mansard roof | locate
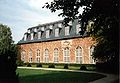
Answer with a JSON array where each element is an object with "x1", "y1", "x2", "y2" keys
[{"x1": 18, "y1": 20, "x2": 89, "y2": 45}]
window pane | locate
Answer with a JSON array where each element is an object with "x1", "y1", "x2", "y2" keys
[
  {"x1": 46, "y1": 30, "x2": 49, "y2": 38},
  {"x1": 36, "y1": 50, "x2": 40, "y2": 63},
  {"x1": 76, "y1": 47, "x2": 82, "y2": 63},
  {"x1": 55, "y1": 28, "x2": 59, "y2": 37},
  {"x1": 65, "y1": 27, "x2": 70, "y2": 35},
  {"x1": 45, "y1": 49, "x2": 49, "y2": 63},
  {"x1": 90, "y1": 46, "x2": 95, "y2": 64},
  {"x1": 64, "y1": 48, "x2": 70, "y2": 63},
  {"x1": 76, "y1": 24, "x2": 81, "y2": 34},
  {"x1": 38, "y1": 32, "x2": 41, "y2": 39},
  {"x1": 54, "y1": 48, "x2": 59, "y2": 63},
  {"x1": 21, "y1": 51, "x2": 25, "y2": 62}
]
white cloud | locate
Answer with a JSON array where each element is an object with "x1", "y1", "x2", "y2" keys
[
  {"x1": 27, "y1": 0, "x2": 53, "y2": 10},
  {"x1": 0, "y1": 0, "x2": 83, "y2": 43}
]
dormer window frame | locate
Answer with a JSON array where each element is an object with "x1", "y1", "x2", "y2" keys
[
  {"x1": 49, "y1": 25, "x2": 53, "y2": 30},
  {"x1": 31, "y1": 32, "x2": 34, "y2": 40},
  {"x1": 55, "y1": 28, "x2": 59, "y2": 37},
  {"x1": 58, "y1": 23, "x2": 62, "y2": 28},
  {"x1": 65, "y1": 26, "x2": 70, "y2": 36},
  {"x1": 41, "y1": 26, "x2": 45, "y2": 31},
  {"x1": 38, "y1": 31, "x2": 41, "y2": 39},
  {"x1": 76, "y1": 24, "x2": 81, "y2": 34},
  {"x1": 34, "y1": 28, "x2": 37, "y2": 32},
  {"x1": 24, "y1": 33, "x2": 27, "y2": 41},
  {"x1": 27, "y1": 29, "x2": 31, "y2": 33},
  {"x1": 68, "y1": 21, "x2": 72, "y2": 26},
  {"x1": 46, "y1": 30, "x2": 50, "y2": 38}
]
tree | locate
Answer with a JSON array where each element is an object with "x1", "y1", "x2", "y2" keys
[
  {"x1": 0, "y1": 24, "x2": 18, "y2": 83},
  {"x1": 43, "y1": 0, "x2": 119, "y2": 73}
]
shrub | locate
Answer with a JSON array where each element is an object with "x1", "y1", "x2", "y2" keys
[
  {"x1": 48, "y1": 64, "x2": 55, "y2": 68},
  {"x1": 16, "y1": 60, "x2": 24, "y2": 66},
  {"x1": 26, "y1": 63, "x2": 32, "y2": 67},
  {"x1": 36, "y1": 63, "x2": 42, "y2": 67},
  {"x1": 80, "y1": 66, "x2": 87, "y2": 70},
  {"x1": 64, "y1": 64, "x2": 69, "y2": 69}
]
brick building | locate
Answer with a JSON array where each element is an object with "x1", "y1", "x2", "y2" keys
[{"x1": 18, "y1": 20, "x2": 96, "y2": 64}]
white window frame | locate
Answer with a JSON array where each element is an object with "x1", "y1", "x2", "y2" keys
[
  {"x1": 36, "y1": 49, "x2": 40, "y2": 63},
  {"x1": 89, "y1": 46, "x2": 95, "y2": 64},
  {"x1": 21, "y1": 50, "x2": 26, "y2": 62},
  {"x1": 54, "y1": 48, "x2": 59, "y2": 63},
  {"x1": 49, "y1": 25, "x2": 53, "y2": 29},
  {"x1": 64, "y1": 47, "x2": 70, "y2": 63},
  {"x1": 58, "y1": 23, "x2": 62, "y2": 28},
  {"x1": 55, "y1": 28, "x2": 59, "y2": 37},
  {"x1": 38, "y1": 31, "x2": 41, "y2": 39},
  {"x1": 75, "y1": 47, "x2": 82, "y2": 64},
  {"x1": 31, "y1": 33, "x2": 34, "y2": 40},
  {"x1": 34, "y1": 28, "x2": 37, "y2": 32},
  {"x1": 46, "y1": 30, "x2": 50, "y2": 38},
  {"x1": 27, "y1": 29, "x2": 30, "y2": 33},
  {"x1": 45, "y1": 49, "x2": 49, "y2": 63},
  {"x1": 65, "y1": 26, "x2": 70, "y2": 36},
  {"x1": 29, "y1": 49, "x2": 32, "y2": 63},
  {"x1": 76, "y1": 24, "x2": 81, "y2": 34}
]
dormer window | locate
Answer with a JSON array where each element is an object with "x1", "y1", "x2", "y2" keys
[
  {"x1": 49, "y1": 25, "x2": 53, "y2": 30},
  {"x1": 38, "y1": 31, "x2": 41, "y2": 39},
  {"x1": 58, "y1": 23, "x2": 62, "y2": 28},
  {"x1": 41, "y1": 27, "x2": 45, "y2": 31},
  {"x1": 34, "y1": 28, "x2": 37, "y2": 32},
  {"x1": 31, "y1": 33, "x2": 34, "y2": 40},
  {"x1": 76, "y1": 24, "x2": 81, "y2": 34},
  {"x1": 68, "y1": 21, "x2": 72, "y2": 26},
  {"x1": 27, "y1": 29, "x2": 30, "y2": 33},
  {"x1": 65, "y1": 26, "x2": 70, "y2": 36},
  {"x1": 46, "y1": 30, "x2": 50, "y2": 38},
  {"x1": 55, "y1": 28, "x2": 59, "y2": 37}
]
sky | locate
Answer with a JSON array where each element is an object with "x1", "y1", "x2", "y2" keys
[{"x1": 0, "y1": 0, "x2": 83, "y2": 43}]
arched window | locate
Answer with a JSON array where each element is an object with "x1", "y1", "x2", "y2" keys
[
  {"x1": 36, "y1": 49, "x2": 40, "y2": 63},
  {"x1": 45, "y1": 49, "x2": 49, "y2": 63},
  {"x1": 54, "y1": 48, "x2": 59, "y2": 63},
  {"x1": 64, "y1": 47, "x2": 70, "y2": 63},
  {"x1": 76, "y1": 47, "x2": 82, "y2": 64},
  {"x1": 90, "y1": 46, "x2": 95, "y2": 64},
  {"x1": 21, "y1": 50, "x2": 26, "y2": 62},
  {"x1": 29, "y1": 49, "x2": 32, "y2": 63}
]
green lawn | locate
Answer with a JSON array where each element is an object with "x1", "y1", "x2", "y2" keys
[{"x1": 17, "y1": 68, "x2": 106, "y2": 83}]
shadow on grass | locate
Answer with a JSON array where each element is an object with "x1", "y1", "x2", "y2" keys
[{"x1": 18, "y1": 71, "x2": 106, "y2": 83}]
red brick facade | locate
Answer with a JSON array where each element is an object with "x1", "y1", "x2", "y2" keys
[{"x1": 19, "y1": 37, "x2": 96, "y2": 64}]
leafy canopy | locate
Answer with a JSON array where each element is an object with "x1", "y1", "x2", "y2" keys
[
  {"x1": 0, "y1": 24, "x2": 18, "y2": 83},
  {"x1": 43, "y1": 0, "x2": 119, "y2": 62}
]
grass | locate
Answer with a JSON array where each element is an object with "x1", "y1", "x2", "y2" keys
[{"x1": 17, "y1": 68, "x2": 106, "y2": 83}]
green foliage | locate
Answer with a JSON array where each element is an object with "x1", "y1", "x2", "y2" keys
[
  {"x1": 36, "y1": 63, "x2": 42, "y2": 67},
  {"x1": 0, "y1": 24, "x2": 18, "y2": 83},
  {"x1": 64, "y1": 64, "x2": 69, "y2": 69},
  {"x1": 48, "y1": 63, "x2": 55, "y2": 68},
  {"x1": 43, "y1": 0, "x2": 119, "y2": 73},
  {"x1": 16, "y1": 60, "x2": 24, "y2": 66},
  {"x1": 80, "y1": 66, "x2": 87, "y2": 70},
  {"x1": 26, "y1": 63, "x2": 32, "y2": 67}
]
